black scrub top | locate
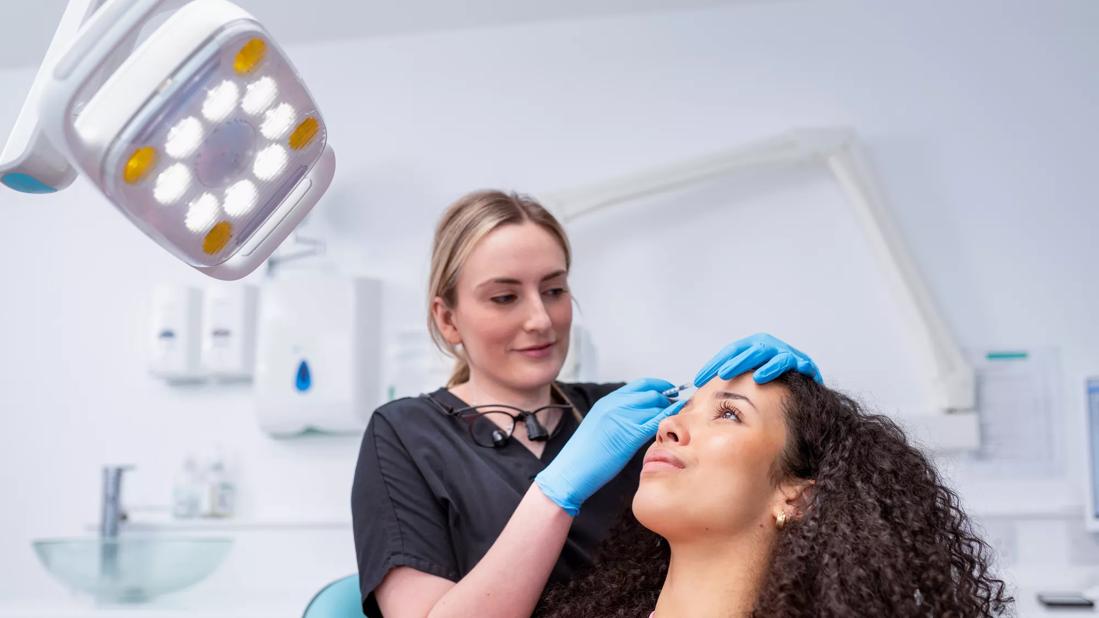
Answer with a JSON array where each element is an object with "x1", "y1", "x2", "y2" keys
[{"x1": 351, "y1": 381, "x2": 645, "y2": 617}]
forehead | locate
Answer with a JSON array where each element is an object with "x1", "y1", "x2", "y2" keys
[{"x1": 461, "y1": 222, "x2": 567, "y2": 280}]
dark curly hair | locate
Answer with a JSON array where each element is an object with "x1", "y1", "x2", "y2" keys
[{"x1": 535, "y1": 372, "x2": 1013, "y2": 617}]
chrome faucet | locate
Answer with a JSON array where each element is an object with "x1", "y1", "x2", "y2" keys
[{"x1": 100, "y1": 465, "x2": 134, "y2": 538}]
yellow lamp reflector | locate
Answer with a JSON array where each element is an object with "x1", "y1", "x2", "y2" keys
[
  {"x1": 123, "y1": 147, "x2": 157, "y2": 184},
  {"x1": 203, "y1": 221, "x2": 233, "y2": 255},
  {"x1": 234, "y1": 38, "x2": 267, "y2": 75},
  {"x1": 288, "y1": 117, "x2": 319, "y2": 151}
]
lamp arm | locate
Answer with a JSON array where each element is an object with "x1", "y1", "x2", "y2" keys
[
  {"x1": 1, "y1": 0, "x2": 167, "y2": 194},
  {"x1": 540, "y1": 127, "x2": 977, "y2": 417},
  {"x1": 0, "y1": 0, "x2": 111, "y2": 193}
]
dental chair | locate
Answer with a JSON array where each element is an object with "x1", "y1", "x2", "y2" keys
[{"x1": 302, "y1": 574, "x2": 363, "y2": 618}]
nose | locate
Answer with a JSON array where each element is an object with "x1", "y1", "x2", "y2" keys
[
  {"x1": 656, "y1": 412, "x2": 688, "y2": 445},
  {"x1": 523, "y1": 294, "x2": 552, "y2": 332}
]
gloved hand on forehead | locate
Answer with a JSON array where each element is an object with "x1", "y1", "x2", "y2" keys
[
  {"x1": 693, "y1": 332, "x2": 823, "y2": 387},
  {"x1": 535, "y1": 378, "x2": 685, "y2": 517}
]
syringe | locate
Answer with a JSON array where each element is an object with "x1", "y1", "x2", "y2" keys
[{"x1": 661, "y1": 383, "x2": 696, "y2": 400}]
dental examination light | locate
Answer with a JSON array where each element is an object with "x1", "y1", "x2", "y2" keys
[{"x1": 0, "y1": 0, "x2": 335, "y2": 280}]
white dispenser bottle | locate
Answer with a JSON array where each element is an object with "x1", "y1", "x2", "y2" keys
[
  {"x1": 254, "y1": 275, "x2": 382, "y2": 436},
  {"x1": 148, "y1": 286, "x2": 204, "y2": 382},
  {"x1": 200, "y1": 284, "x2": 259, "y2": 380}
]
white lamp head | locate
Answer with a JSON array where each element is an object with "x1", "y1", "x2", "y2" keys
[{"x1": 1, "y1": 0, "x2": 335, "y2": 280}]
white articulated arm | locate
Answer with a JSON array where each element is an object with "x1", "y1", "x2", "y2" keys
[
  {"x1": 543, "y1": 132, "x2": 817, "y2": 223},
  {"x1": 540, "y1": 127, "x2": 977, "y2": 427},
  {"x1": 822, "y1": 133, "x2": 976, "y2": 412},
  {"x1": 0, "y1": 0, "x2": 108, "y2": 193}
]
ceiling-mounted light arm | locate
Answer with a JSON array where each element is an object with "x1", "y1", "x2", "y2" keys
[
  {"x1": 544, "y1": 132, "x2": 812, "y2": 223},
  {"x1": 539, "y1": 127, "x2": 976, "y2": 416},
  {"x1": 0, "y1": 0, "x2": 161, "y2": 194},
  {"x1": 0, "y1": 0, "x2": 106, "y2": 193}
]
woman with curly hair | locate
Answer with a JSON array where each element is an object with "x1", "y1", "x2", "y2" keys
[{"x1": 536, "y1": 369, "x2": 1012, "y2": 617}]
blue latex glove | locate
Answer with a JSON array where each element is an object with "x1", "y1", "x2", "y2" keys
[
  {"x1": 693, "y1": 332, "x2": 823, "y2": 387},
  {"x1": 535, "y1": 378, "x2": 686, "y2": 516}
]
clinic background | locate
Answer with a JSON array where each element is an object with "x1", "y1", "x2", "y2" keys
[{"x1": 1, "y1": 0, "x2": 1097, "y2": 615}]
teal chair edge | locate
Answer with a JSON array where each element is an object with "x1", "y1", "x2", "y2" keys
[{"x1": 303, "y1": 574, "x2": 364, "y2": 618}]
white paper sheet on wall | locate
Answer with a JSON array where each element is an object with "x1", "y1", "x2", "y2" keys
[{"x1": 963, "y1": 348, "x2": 1063, "y2": 479}]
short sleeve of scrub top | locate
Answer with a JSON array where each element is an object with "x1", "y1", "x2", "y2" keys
[{"x1": 351, "y1": 381, "x2": 643, "y2": 617}]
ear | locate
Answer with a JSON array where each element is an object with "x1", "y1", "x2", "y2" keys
[
  {"x1": 775, "y1": 478, "x2": 815, "y2": 521},
  {"x1": 431, "y1": 296, "x2": 462, "y2": 345}
]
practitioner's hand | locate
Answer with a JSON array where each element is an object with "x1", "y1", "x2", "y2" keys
[
  {"x1": 535, "y1": 378, "x2": 685, "y2": 517},
  {"x1": 693, "y1": 332, "x2": 823, "y2": 387}
]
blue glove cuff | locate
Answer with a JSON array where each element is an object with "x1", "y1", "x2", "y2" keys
[{"x1": 534, "y1": 472, "x2": 580, "y2": 517}]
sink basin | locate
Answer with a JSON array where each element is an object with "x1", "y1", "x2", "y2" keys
[{"x1": 32, "y1": 536, "x2": 233, "y2": 603}]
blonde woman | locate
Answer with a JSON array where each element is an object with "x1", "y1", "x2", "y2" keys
[{"x1": 351, "y1": 190, "x2": 821, "y2": 617}]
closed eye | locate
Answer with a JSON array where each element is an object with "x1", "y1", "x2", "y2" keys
[{"x1": 490, "y1": 294, "x2": 517, "y2": 304}]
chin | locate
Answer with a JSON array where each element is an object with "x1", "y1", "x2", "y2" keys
[
  {"x1": 515, "y1": 357, "x2": 566, "y2": 387},
  {"x1": 631, "y1": 483, "x2": 676, "y2": 537},
  {"x1": 503, "y1": 367, "x2": 560, "y2": 392}
]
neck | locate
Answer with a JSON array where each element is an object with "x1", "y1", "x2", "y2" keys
[
  {"x1": 654, "y1": 529, "x2": 775, "y2": 618},
  {"x1": 452, "y1": 373, "x2": 553, "y2": 410}
]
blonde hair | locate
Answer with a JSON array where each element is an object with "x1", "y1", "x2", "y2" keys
[{"x1": 428, "y1": 190, "x2": 572, "y2": 387}]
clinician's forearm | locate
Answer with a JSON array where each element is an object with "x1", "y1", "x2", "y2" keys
[{"x1": 427, "y1": 485, "x2": 572, "y2": 618}]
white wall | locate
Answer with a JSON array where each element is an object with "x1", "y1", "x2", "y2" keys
[{"x1": 1, "y1": 0, "x2": 1097, "y2": 613}]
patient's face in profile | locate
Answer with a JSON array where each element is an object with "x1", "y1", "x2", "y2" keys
[{"x1": 633, "y1": 373, "x2": 793, "y2": 542}]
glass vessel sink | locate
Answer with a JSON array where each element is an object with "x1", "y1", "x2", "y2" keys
[{"x1": 32, "y1": 536, "x2": 232, "y2": 603}]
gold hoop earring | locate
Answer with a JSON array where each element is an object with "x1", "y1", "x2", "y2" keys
[{"x1": 775, "y1": 511, "x2": 787, "y2": 530}]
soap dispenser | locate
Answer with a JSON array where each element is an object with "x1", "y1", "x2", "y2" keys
[{"x1": 148, "y1": 286, "x2": 204, "y2": 382}]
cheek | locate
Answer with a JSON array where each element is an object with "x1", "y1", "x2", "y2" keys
[
  {"x1": 457, "y1": 306, "x2": 517, "y2": 348},
  {"x1": 550, "y1": 297, "x2": 572, "y2": 329},
  {"x1": 634, "y1": 433, "x2": 774, "y2": 537},
  {"x1": 691, "y1": 434, "x2": 782, "y2": 523},
  {"x1": 710, "y1": 432, "x2": 777, "y2": 485}
]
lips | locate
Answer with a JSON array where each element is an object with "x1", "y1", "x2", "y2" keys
[
  {"x1": 643, "y1": 449, "x2": 685, "y2": 469},
  {"x1": 516, "y1": 342, "x2": 554, "y2": 352}
]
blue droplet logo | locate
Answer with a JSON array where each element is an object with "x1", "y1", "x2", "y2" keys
[{"x1": 295, "y1": 360, "x2": 312, "y2": 392}]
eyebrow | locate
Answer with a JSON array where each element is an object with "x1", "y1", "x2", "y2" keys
[
  {"x1": 475, "y1": 270, "x2": 567, "y2": 289},
  {"x1": 685, "y1": 390, "x2": 759, "y2": 415},
  {"x1": 715, "y1": 391, "x2": 759, "y2": 413}
]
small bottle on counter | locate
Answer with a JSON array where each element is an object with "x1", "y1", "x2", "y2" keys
[
  {"x1": 206, "y1": 454, "x2": 235, "y2": 518},
  {"x1": 171, "y1": 456, "x2": 201, "y2": 519}
]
